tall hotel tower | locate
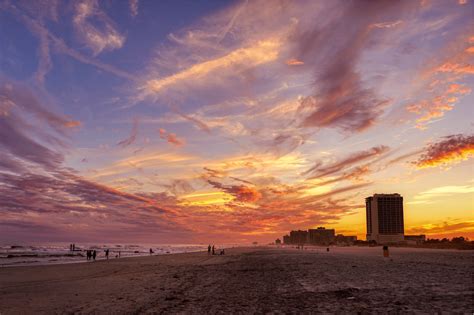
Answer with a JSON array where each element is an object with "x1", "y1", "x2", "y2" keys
[{"x1": 366, "y1": 193, "x2": 405, "y2": 244}]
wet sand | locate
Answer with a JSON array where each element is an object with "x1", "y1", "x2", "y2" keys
[{"x1": 0, "y1": 246, "x2": 472, "y2": 314}]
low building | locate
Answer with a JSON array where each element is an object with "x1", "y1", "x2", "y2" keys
[
  {"x1": 335, "y1": 234, "x2": 357, "y2": 245},
  {"x1": 275, "y1": 238, "x2": 282, "y2": 245},
  {"x1": 283, "y1": 235, "x2": 290, "y2": 244},
  {"x1": 405, "y1": 234, "x2": 426, "y2": 245},
  {"x1": 308, "y1": 227, "x2": 335, "y2": 245}
]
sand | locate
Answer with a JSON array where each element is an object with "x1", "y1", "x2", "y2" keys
[{"x1": 0, "y1": 246, "x2": 472, "y2": 314}]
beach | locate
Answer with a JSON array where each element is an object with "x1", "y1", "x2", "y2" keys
[{"x1": 0, "y1": 246, "x2": 472, "y2": 314}]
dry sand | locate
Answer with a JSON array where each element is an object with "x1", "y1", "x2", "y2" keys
[{"x1": 0, "y1": 246, "x2": 472, "y2": 314}]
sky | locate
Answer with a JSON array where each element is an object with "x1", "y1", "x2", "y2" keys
[{"x1": 0, "y1": 0, "x2": 473, "y2": 244}]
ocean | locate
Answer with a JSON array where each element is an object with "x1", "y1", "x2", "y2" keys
[{"x1": 0, "y1": 243, "x2": 222, "y2": 267}]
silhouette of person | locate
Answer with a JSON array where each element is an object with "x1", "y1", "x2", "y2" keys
[
  {"x1": 208, "y1": 245, "x2": 211, "y2": 255},
  {"x1": 212, "y1": 245, "x2": 215, "y2": 255},
  {"x1": 86, "y1": 250, "x2": 90, "y2": 260},
  {"x1": 105, "y1": 249, "x2": 109, "y2": 260},
  {"x1": 149, "y1": 248, "x2": 154, "y2": 255},
  {"x1": 92, "y1": 250, "x2": 97, "y2": 261}
]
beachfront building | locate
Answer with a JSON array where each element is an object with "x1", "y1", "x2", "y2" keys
[
  {"x1": 366, "y1": 193, "x2": 405, "y2": 244},
  {"x1": 405, "y1": 234, "x2": 426, "y2": 245},
  {"x1": 289, "y1": 230, "x2": 308, "y2": 245},
  {"x1": 283, "y1": 235, "x2": 290, "y2": 244},
  {"x1": 275, "y1": 238, "x2": 282, "y2": 245},
  {"x1": 335, "y1": 234, "x2": 357, "y2": 245},
  {"x1": 308, "y1": 227, "x2": 335, "y2": 245}
]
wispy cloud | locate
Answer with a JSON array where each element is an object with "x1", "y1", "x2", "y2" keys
[
  {"x1": 129, "y1": 0, "x2": 139, "y2": 18},
  {"x1": 0, "y1": 80, "x2": 79, "y2": 169},
  {"x1": 304, "y1": 145, "x2": 389, "y2": 179},
  {"x1": 159, "y1": 128, "x2": 185, "y2": 146},
  {"x1": 73, "y1": 0, "x2": 126, "y2": 55},
  {"x1": 117, "y1": 118, "x2": 139, "y2": 148},
  {"x1": 414, "y1": 134, "x2": 474, "y2": 169}
]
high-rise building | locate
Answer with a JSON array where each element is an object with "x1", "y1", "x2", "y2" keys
[{"x1": 366, "y1": 193, "x2": 404, "y2": 244}]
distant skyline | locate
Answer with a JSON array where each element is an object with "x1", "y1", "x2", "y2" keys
[{"x1": 0, "y1": 0, "x2": 473, "y2": 244}]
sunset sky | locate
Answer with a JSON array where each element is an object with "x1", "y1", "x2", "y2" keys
[{"x1": 0, "y1": 0, "x2": 473, "y2": 244}]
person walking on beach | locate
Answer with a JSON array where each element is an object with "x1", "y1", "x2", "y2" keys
[
  {"x1": 92, "y1": 250, "x2": 97, "y2": 261},
  {"x1": 86, "y1": 250, "x2": 90, "y2": 261},
  {"x1": 105, "y1": 249, "x2": 109, "y2": 260},
  {"x1": 149, "y1": 248, "x2": 154, "y2": 255},
  {"x1": 208, "y1": 245, "x2": 211, "y2": 255},
  {"x1": 212, "y1": 245, "x2": 215, "y2": 255}
]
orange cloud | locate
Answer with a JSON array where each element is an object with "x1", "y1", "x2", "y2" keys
[
  {"x1": 406, "y1": 83, "x2": 472, "y2": 128},
  {"x1": 414, "y1": 134, "x2": 474, "y2": 169},
  {"x1": 370, "y1": 20, "x2": 403, "y2": 29},
  {"x1": 64, "y1": 120, "x2": 81, "y2": 128},
  {"x1": 436, "y1": 62, "x2": 474, "y2": 74},
  {"x1": 159, "y1": 128, "x2": 185, "y2": 146},
  {"x1": 286, "y1": 58, "x2": 304, "y2": 66},
  {"x1": 233, "y1": 186, "x2": 262, "y2": 202}
]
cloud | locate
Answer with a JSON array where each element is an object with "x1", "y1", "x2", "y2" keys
[
  {"x1": 291, "y1": 1, "x2": 417, "y2": 133},
  {"x1": 304, "y1": 145, "x2": 390, "y2": 179},
  {"x1": 406, "y1": 221, "x2": 474, "y2": 236},
  {"x1": 0, "y1": 80, "x2": 80, "y2": 168},
  {"x1": 0, "y1": 170, "x2": 184, "y2": 242},
  {"x1": 406, "y1": 83, "x2": 472, "y2": 127},
  {"x1": 159, "y1": 128, "x2": 185, "y2": 146},
  {"x1": 370, "y1": 20, "x2": 403, "y2": 29},
  {"x1": 316, "y1": 166, "x2": 371, "y2": 186},
  {"x1": 2, "y1": 2, "x2": 135, "y2": 81},
  {"x1": 117, "y1": 118, "x2": 139, "y2": 148},
  {"x1": 207, "y1": 180, "x2": 262, "y2": 203},
  {"x1": 405, "y1": 34, "x2": 473, "y2": 128},
  {"x1": 142, "y1": 38, "x2": 281, "y2": 96},
  {"x1": 174, "y1": 109, "x2": 211, "y2": 134},
  {"x1": 129, "y1": 0, "x2": 139, "y2": 17},
  {"x1": 414, "y1": 134, "x2": 474, "y2": 169},
  {"x1": 286, "y1": 59, "x2": 304, "y2": 66},
  {"x1": 73, "y1": 0, "x2": 126, "y2": 55}
]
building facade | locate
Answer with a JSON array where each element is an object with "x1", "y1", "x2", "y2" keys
[
  {"x1": 308, "y1": 227, "x2": 335, "y2": 245},
  {"x1": 366, "y1": 193, "x2": 405, "y2": 244},
  {"x1": 289, "y1": 230, "x2": 308, "y2": 244},
  {"x1": 335, "y1": 234, "x2": 357, "y2": 245},
  {"x1": 405, "y1": 234, "x2": 426, "y2": 245}
]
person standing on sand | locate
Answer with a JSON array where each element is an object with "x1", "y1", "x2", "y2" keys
[
  {"x1": 105, "y1": 249, "x2": 109, "y2": 260},
  {"x1": 208, "y1": 245, "x2": 211, "y2": 255},
  {"x1": 212, "y1": 245, "x2": 215, "y2": 255},
  {"x1": 92, "y1": 250, "x2": 97, "y2": 261},
  {"x1": 149, "y1": 248, "x2": 154, "y2": 255}
]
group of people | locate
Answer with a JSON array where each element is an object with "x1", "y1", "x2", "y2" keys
[
  {"x1": 69, "y1": 243, "x2": 76, "y2": 251},
  {"x1": 207, "y1": 245, "x2": 225, "y2": 256},
  {"x1": 86, "y1": 250, "x2": 97, "y2": 261},
  {"x1": 86, "y1": 249, "x2": 113, "y2": 261}
]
